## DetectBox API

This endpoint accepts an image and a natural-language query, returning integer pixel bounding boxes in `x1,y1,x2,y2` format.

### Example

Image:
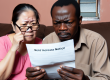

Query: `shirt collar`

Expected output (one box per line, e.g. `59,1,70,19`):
75,27,89,50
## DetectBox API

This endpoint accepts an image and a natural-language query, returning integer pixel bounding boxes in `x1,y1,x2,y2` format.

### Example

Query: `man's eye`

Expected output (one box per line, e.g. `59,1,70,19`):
53,23,57,25
54,22,61,25
67,22,73,24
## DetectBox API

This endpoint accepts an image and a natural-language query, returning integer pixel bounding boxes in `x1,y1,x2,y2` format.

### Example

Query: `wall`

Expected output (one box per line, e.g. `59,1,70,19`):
0,0,110,26
82,0,110,24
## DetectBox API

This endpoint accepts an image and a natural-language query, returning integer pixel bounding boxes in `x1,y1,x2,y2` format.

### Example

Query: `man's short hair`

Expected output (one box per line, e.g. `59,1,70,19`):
50,0,80,19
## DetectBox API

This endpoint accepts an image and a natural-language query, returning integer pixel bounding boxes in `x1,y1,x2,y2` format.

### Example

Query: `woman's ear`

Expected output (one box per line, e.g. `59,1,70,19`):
11,22,15,32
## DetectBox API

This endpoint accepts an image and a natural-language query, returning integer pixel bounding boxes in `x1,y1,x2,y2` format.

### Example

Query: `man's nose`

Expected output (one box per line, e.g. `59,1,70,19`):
59,23,68,31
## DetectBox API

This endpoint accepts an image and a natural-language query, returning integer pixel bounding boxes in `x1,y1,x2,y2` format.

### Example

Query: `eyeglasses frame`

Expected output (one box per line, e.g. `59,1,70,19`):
15,23,40,32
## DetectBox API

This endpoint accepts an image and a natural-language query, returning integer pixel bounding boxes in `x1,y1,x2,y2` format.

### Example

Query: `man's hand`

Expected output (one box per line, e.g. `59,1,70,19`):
57,66,90,80
26,67,46,80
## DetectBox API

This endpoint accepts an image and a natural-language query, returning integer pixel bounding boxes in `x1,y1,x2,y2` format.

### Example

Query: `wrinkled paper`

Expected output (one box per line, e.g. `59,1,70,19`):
26,39,75,79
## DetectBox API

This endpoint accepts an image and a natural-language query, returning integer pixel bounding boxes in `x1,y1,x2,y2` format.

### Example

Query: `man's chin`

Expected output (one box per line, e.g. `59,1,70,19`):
59,37,71,42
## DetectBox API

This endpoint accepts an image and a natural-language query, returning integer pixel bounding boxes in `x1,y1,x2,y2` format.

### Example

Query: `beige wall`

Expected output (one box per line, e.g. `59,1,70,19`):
0,0,110,26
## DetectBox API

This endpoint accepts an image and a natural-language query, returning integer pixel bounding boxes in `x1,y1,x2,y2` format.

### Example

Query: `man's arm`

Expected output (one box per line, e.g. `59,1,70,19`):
86,36,110,80
57,36,110,80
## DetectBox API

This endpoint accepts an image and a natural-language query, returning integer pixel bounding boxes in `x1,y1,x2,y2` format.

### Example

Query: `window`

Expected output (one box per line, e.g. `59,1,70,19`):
76,0,99,21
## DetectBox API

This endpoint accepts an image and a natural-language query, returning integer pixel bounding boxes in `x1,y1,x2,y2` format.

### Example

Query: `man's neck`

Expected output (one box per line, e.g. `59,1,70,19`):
73,27,80,47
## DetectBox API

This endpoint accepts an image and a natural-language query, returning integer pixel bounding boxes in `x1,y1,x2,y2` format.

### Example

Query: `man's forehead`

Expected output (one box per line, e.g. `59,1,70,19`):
57,9,68,13
52,4,76,19
53,14,71,20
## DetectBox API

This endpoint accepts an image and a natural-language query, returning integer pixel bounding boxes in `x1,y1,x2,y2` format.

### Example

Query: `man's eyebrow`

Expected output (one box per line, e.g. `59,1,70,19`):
64,19,70,21
64,19,75,22
55,20,60,22
54,19,73,23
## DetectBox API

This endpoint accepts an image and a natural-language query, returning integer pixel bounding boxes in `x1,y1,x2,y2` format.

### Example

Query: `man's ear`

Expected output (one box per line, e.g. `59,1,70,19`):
11,22,15,32
79,16,82,26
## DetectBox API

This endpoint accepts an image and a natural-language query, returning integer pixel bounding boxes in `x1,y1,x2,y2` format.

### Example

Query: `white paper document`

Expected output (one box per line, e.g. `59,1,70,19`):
26,39,75,79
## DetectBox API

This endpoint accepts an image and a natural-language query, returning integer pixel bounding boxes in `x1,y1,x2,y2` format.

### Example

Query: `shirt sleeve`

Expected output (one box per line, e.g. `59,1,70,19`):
88,35,110,80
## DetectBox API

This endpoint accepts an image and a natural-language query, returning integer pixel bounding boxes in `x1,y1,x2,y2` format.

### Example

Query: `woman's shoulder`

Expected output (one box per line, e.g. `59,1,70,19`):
0,34,14,54
0,35,10,42
7,33,15,43
0,33,15,45
35,37,42,44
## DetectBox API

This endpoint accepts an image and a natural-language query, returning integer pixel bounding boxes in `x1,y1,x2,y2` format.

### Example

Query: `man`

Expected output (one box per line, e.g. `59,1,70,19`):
26,0,110,80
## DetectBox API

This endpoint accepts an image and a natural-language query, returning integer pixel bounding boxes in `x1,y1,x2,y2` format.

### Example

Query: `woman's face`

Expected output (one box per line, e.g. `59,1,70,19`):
15,9,38,42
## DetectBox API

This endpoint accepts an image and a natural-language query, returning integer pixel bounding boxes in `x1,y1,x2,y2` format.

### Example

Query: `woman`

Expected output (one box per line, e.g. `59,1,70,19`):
0,3,46,80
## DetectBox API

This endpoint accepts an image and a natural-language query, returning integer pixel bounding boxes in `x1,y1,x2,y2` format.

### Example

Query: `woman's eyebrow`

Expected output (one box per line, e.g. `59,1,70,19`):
21,20,36,24
31,20,36,21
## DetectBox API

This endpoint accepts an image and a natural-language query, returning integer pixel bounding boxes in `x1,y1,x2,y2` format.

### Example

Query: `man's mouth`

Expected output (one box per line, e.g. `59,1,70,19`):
58,32,71,38
59,34,69,37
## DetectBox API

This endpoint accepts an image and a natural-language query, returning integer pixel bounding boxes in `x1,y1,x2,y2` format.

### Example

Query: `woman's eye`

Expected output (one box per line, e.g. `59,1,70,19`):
32,23,37,25
32,23,36,25
22,23,26,25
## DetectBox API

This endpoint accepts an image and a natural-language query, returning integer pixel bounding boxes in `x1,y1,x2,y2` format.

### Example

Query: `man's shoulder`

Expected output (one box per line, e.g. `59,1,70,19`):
43,32,57,41
42,32,60,44
81,28,106,45
45,32,56,38
82,28,105,40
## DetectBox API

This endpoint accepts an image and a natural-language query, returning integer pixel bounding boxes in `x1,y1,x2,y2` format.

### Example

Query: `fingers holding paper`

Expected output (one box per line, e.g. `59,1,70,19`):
57,66,90,80
26,67,46,80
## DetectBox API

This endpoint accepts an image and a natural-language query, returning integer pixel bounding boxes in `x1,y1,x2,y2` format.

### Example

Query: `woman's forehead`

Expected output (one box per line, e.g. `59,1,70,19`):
18,10,36,22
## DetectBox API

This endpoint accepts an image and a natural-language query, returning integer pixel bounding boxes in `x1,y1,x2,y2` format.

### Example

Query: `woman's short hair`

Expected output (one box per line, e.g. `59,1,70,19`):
12,3,40,26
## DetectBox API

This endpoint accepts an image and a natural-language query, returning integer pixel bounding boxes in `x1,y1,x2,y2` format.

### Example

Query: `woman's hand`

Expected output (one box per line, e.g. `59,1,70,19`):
57,66,90,80
26,67,46,80
11,32,24,51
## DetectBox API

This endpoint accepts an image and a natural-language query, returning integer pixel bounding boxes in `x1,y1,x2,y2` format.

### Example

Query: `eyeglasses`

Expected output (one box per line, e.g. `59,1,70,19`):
15,23,39,32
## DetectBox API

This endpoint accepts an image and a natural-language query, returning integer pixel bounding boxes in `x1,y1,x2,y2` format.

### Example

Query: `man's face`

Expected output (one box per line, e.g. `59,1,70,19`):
52,4,82,41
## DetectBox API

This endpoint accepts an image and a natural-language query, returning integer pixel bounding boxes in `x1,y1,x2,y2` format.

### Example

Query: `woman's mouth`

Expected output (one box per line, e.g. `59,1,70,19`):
25,35,33,37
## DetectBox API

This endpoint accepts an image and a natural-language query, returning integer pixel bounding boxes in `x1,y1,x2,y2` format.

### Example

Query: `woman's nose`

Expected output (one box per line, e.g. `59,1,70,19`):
26,27,32,32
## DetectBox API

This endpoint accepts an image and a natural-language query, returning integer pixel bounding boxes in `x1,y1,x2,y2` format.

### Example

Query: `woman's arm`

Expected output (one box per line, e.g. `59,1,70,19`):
0,48,16,80
0,32,23,80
